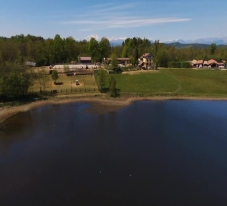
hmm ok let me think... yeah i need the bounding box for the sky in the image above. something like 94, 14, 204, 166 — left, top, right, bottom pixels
0, 0, 227, 42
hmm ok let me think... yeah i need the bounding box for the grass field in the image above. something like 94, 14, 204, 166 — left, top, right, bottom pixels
108, 69, 227, 97
32, 68, 227, 98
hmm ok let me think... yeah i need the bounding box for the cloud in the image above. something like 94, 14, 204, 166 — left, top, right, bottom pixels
59, 3, 191, 31
86, 34, 99, 40
62, 17, 191, 28
90, 2, 137, 13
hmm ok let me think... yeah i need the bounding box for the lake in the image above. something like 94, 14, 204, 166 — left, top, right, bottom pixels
1, 100, 227, 206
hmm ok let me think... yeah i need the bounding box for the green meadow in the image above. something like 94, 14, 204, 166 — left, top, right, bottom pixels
109, 69, 227, 97
32, 68, 227, 98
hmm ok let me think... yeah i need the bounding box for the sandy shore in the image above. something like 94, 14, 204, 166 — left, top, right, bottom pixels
1, 95, 227, 123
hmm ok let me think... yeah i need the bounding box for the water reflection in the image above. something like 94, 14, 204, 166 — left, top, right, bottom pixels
0, 111, 34, 152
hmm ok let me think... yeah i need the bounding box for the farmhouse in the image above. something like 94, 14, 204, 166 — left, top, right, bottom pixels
138, 53, 154, 69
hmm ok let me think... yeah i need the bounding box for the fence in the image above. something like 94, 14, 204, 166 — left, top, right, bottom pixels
30, 88, 99, 96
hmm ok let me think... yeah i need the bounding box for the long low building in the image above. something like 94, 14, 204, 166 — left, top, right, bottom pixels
49, 64, 98, 75
191, 59, 226, 68
50, 64, 97, 69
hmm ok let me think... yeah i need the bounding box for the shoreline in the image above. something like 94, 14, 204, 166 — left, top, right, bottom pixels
1, 95, 227, 123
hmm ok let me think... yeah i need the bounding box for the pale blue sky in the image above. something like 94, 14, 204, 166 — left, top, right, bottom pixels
0, 0, 227, 41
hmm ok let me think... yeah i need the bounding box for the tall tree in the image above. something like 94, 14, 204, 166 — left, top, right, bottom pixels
99, 37, 111, 61
155, 49, 169, 68
152, 40, 160, 56
53, 34, 66, 63
109, 76, 117, 97
111, 53, 118, 69
88, 37, 99, 62
65, 37, 79, 62
51, 70, 59, 83
97, 68, 106, 92
210, 43, 217, 55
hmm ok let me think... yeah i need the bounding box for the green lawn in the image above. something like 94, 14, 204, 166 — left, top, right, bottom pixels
111, 71, 179, 95
107, 69, 227, 97
162, 69, 227, 97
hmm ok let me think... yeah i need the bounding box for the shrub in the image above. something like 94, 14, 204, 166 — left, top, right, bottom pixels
181, 62, 191, 68
168, 61, 181, 68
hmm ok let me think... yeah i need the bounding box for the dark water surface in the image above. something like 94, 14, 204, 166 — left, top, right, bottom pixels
1, 100, 227, 206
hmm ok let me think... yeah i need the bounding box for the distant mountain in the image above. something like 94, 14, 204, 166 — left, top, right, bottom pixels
165, 37, 227, 45
165, 42, 227, 49
108, 37, 227, 47
109, 38, 125, 46
165, 42, 211, 49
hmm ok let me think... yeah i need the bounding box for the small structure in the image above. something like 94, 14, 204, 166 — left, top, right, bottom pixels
191, 59, 197, 67
196, 60, 204, 68
208, 59, 218, 68
76, 80, 80, 85
203, 60, 209, 67
80, 57, 92, 64
26, 61, 36, 66
218, 61, 226, 68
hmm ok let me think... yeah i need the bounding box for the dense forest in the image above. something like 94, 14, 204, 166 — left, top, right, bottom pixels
1, 34, 227, 67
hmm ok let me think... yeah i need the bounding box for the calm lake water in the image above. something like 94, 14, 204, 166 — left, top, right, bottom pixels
1, 100, 227, 206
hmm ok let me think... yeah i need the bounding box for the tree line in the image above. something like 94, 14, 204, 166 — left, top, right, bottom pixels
1, 34, 227, 67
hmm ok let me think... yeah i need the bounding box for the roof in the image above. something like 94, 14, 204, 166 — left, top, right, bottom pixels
80, 57, 91, 61
191, 59, 197, 64
140, 53, 153, 59
208, 59, 217, 65
196, 60, 203, 64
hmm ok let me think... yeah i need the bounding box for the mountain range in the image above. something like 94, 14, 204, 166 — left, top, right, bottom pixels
109, 37, 227, 47
165, 37, 227, 45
